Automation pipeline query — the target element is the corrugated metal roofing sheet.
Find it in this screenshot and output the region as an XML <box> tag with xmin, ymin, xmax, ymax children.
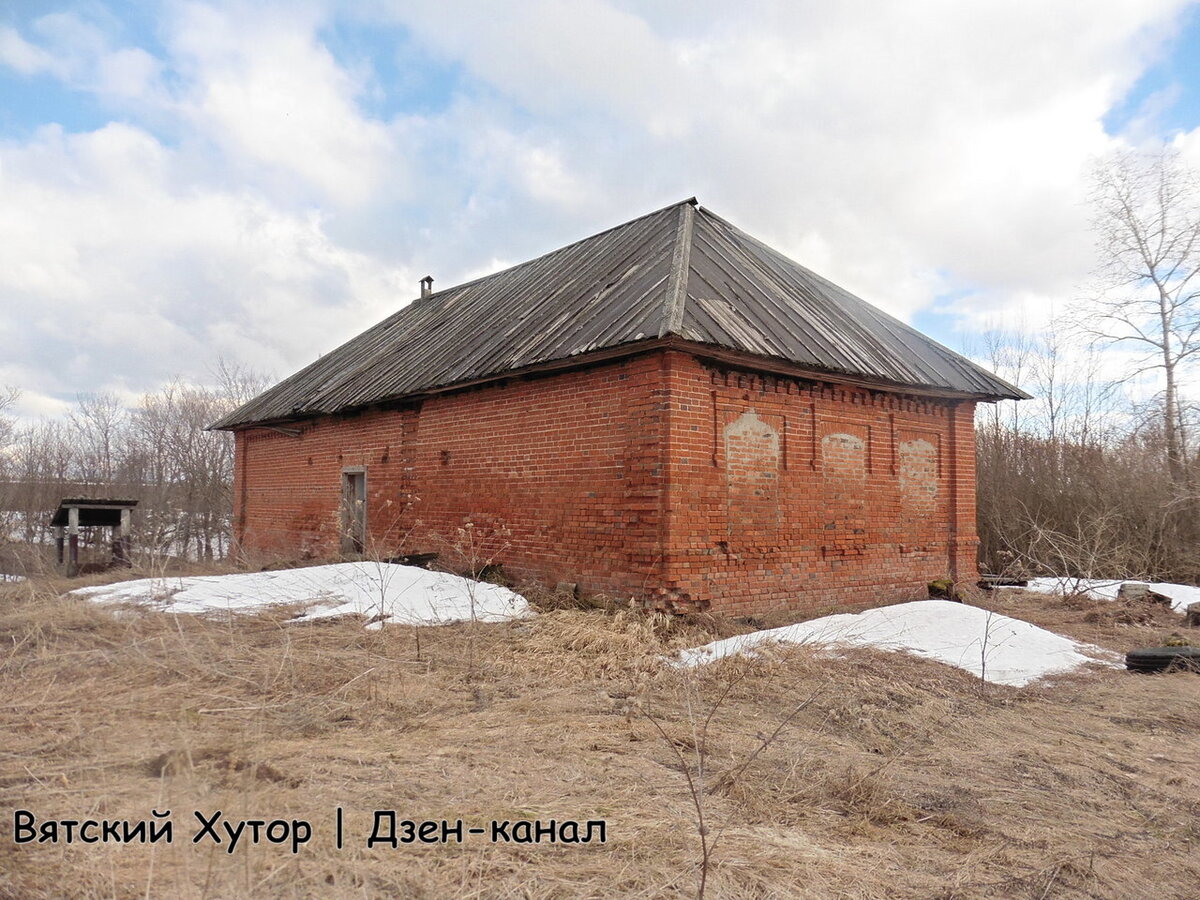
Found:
<box><xmin>214</xmin><ymin>200</ymin><xmax>1026</xmax><ymax>429</ymax></box>
<box><xmin>681</xmin><ymin>210</ymin><xmax>1023</xmax><ymax>398</ymax></box>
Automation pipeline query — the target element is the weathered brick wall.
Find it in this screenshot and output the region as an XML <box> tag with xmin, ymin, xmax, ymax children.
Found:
<box><xmin>660</xmin><ymin>351</ymin><xmax>978</xmax><ymax>615</ymax></box>
<box><xmin>233</xmin><ymin>406</ymin><xmax>419</xmax><ymax>561</ymax></box>
<box><xmin>234</xmin><ymin>354</ymin><xmax>669</xmax><ymax>598</ymax></box>
<box><xmin>233</xmin><ymin>348</ymin><xmax>980</xmax><ymax>616</ymax></box>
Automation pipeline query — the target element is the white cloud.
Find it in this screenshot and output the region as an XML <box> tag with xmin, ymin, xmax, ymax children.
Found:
<box><xmin>391</xmin><ymin>0</ymin><xmax>684</xmax><ymax>129</ymax></box>
<box><xmin>1</xmin><ymin>12</ymin><xmax>165</xmax><ymax>102</ymax></box>
<box><xmin>165</xmin><ymin>2</ymin><xmax>397</xmax><ymax>207</ymax></box>
<box><xmin>0</xmin><ymin>25</ymin><xmax>64</xmax><ymax>76</ymax></box>
<box><xmin>376</xmin><ymin>0</ymin><xmax>1193</xmax><ymax>327</ymax></box>
<box><xmin>1</xmin><ymin>0</ymin><xmax>1199</xmax><ymax>417</ymax></box>
<box><xmin>0</xmin><ymin>121</ymin><xmax>410</xmax><ymax>406</ymax></box>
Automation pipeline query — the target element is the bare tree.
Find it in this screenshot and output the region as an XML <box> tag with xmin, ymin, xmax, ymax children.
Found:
<box><xmin>0</xmin><ymin>386</ymin><xmax>17</xmax><ymax>445</ymax></box>
<box><xmin>1085</xmin><ymin>148</ymin><xmax>1200</xmax><ymax>487</ymax></box>
<box><xmin>0</xmin><ymin>387</ymin><xmax>20</xmax><ymax>539</ymax></box>
<box><xmin>70</xmin><ymin>392</ymin><xmax>126</xmax><ymax>486</ymax></box>
<box><xmin>2</xmin><ymin>360</ymin><xmax>271</xmax><ymax>564</ymax></box>
<box><xmin>10</xmin><ymin>419</ymin><xmax>75</xmax><ymax>543</ymax></box>
<box><xmin>977</xmin><ymin>324</ymin><xmax>1036</xmax><ymax>436</ymax></box>
<box><xmin>130</xmin><ymin>374</ymin><xmax>266</xmax><ymax>560</ymax></box>
<box><xmin>211</xmin><ymin>359</ymin><xmax>271</xmax><ymax>409</ymax></box>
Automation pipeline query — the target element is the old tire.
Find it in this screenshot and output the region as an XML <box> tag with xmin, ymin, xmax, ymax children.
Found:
<box><xmin>1125</xmin><ymin>647</ymin><xmax>1200</xmax><ymax>673</ymax></box>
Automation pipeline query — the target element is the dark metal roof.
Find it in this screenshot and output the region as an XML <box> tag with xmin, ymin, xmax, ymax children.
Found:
<box><xmin>214</xmin><ymin>200</ymin><xmax>1026</xmax><ymax>429</ymax></box>
<box><xmin>51</xmin><ymin>498</ymin><xmax>138</xmax><ymax>528</ymax></box>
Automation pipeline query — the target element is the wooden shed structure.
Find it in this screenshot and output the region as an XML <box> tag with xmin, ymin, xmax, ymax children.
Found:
<box><xmin>51</xmin><ymin>498</ymin><xmax>137</xmax><ymax>576</ymax></box>
<box><xmin>214</xmin><ymin>200</ymin><xmax>1026</xmax><ymax>615</ymax></box>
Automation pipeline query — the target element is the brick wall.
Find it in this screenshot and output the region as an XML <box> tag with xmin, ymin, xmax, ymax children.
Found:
<box><xmin>659</xmin><ymin>351</ymin><xmax>978</xmax><ymax>615</ymax></box>
<box><xmin>234</xmin><ymin>354</ymin><xmax>669</xmax><ymax>598</ymax></box>
<box><xmin>233</xmin><ymin>348</ymin><xmax>980</xmax><ymax>616</ymax></box>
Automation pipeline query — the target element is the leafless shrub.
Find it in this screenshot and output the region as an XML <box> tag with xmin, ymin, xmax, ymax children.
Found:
<box><xmin>639</xmin><ymin>667</ymin><xmax>823</xmax><ymax>899</ymax></box>
<box><xmin>977</xmin><ymin>150</ymin><xmax>1200</xmax><ymax>584</ymax></box>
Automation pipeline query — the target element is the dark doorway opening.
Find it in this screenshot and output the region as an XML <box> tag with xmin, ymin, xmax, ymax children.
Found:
<box><xmin>341</xmin><ymin>469</ymin><xmax>367</xmax><ymax>555</ymax></box>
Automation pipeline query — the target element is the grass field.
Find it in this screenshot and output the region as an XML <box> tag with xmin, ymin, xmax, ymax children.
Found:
<box><xmin>2</xmin><ymin>572</ymin><xmax>1199</xmax><ymax>899</ymax></box>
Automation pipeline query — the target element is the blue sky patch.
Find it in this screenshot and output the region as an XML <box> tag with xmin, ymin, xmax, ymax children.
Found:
<box><xmin>1104</xmin><ymin>5</ymin><xmax>1200</xmax><ymax>135</ymax></box>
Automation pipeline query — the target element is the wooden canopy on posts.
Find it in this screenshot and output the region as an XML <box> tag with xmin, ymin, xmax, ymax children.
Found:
<box><xmin>50</xmin><ymin>498</ymin><xmax>137</xmax><ymax>576</ymax></box>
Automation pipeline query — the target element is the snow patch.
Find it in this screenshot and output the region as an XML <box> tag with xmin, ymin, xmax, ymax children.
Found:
<box><xmin>677</xmin><ymin>600</ymin><xmax>1116</xmax><ymax>686</ymax></box>
<box><xmin>1015</xmin><ymin>578</ymin><xmax>1200</xmax><ymax>614</ymax></box>
<box><xmin>71</xmin><ymin>562</ymin><xmax>531</xmax><ymax>629</ymax></box>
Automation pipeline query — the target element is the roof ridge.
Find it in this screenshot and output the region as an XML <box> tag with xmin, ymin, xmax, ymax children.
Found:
<box><xmin>418</xmin><ymin>197</ymin><xmax>699</xmax><ymax>304</ymax></box>
<box><xmin>659</xmin><ymin>201</ymin><xmax>696</xmax><ymax>337</ymax></box>
<box><xmin>213</xmin><ymin>198</ymin><xmax>1027</xmax><ymax>429</ymax></box>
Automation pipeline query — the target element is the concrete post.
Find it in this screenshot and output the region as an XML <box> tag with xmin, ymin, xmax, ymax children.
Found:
<box><xmin>117</xmin><ymin>507</ymin><xmax>132</xmax><ymax>565</ymax></box>
<box><xmin>67</xmin><ymin>506</ymin><xmax>79</xmax><ymax>577</ymax></box>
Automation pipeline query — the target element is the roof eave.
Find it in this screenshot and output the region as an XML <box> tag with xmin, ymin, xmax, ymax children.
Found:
<box><xmin>215</xmin><ymin>335</ymin><xmax>1027</xmax><ymax>431</ymax></box>
<box><xmin>211</xmin><ymin>336</ymin><xmax>678</xmax><ymax>430</ymax></box>
<box><xmin>675</xmin><ymin>340</ymin><xmax>1027</xmax><ymax>401</ymax></box>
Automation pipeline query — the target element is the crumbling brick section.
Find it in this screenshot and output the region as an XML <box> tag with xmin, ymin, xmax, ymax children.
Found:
<box><xmin>899</xmin><ymin>437</ymin><xmax>939</xmax><ymax>509</ymax></box>
<box><xmin>724</xmin><ymin>410</ymin><xmax>781</xmax><ymax>543</ymax></box>
<box><xmin>233</xmin><ymin>348</ymin><xmax>980</xmax><ymax>617</ymax></box>
<box><xmin>820</xmin><ymin>429</ymin><xmax>868</xmax><ymax>561</ymax></box>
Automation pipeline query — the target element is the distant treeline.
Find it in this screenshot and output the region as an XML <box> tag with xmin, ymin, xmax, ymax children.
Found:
<box><xmin>0</xmin><ymin>365</ymin><xmax>267</xmax><ymax>571</ymax></box>
<box><xmin>975</xmin><ymin>325</ymin><xmax>1200</xmax><ymax>584</ymax></box>
<box><xmin>978</xmin><ymin>148</ymin><xmax>1200</xmax><ymax>585</ymax></box>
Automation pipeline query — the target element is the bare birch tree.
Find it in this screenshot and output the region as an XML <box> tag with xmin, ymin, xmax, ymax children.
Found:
<box><xmin>1085</xmin><ymin>148</ymin><xmax>1200</xmax><ymax>486</ymax></box>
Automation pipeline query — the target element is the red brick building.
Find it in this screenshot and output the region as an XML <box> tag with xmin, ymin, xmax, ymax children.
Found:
<box><xmin>214</xmin><ymin>200</ymin><xmax>1025</xmax><ymax>615</ymax></box>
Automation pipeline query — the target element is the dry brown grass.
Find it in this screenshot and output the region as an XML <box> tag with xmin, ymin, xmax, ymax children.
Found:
<box><xmin>2</xmin><ymin>577</ymin><xmax>1199</xmax><ymax>899</ymax></box>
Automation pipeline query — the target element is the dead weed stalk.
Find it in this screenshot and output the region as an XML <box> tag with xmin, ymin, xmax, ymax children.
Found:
<box><xmin>639</xmin><ymin>666</ymin><xmax>825</xmax><ymax>899</ymax></box>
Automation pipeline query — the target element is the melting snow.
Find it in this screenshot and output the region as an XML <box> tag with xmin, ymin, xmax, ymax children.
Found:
<box><xmin>1014</xmin><ymin>578</ymin><xmax>1200</xmax><ymax>614</ymax></box>
<box><xmin>677</xmin><ymin>600</ymin><xmax>1116</xmax><ymax>686</ymax></box>
<box><xmin>71</xmin><ymin>562</ymin><xmax>531</xmax><ymax>629</ymax></box>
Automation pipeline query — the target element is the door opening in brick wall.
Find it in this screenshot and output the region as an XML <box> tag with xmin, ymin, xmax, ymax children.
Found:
<box><xmin>340</xmin><ymin>468</ymin><xmax>367</xmax><ymax>555</ymax></box>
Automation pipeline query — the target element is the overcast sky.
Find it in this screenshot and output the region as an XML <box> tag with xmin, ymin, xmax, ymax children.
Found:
<box><xmin>3</xmin><ymin>0</ymin><xmax>1200</xmax><ymax>419</ymax></box>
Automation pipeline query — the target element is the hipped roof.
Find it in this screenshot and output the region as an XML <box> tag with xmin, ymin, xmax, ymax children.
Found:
<box><xmin>214</xmin><ymin>199</ymin><xmax>1026</xmax><ymax>429</ymax></box>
